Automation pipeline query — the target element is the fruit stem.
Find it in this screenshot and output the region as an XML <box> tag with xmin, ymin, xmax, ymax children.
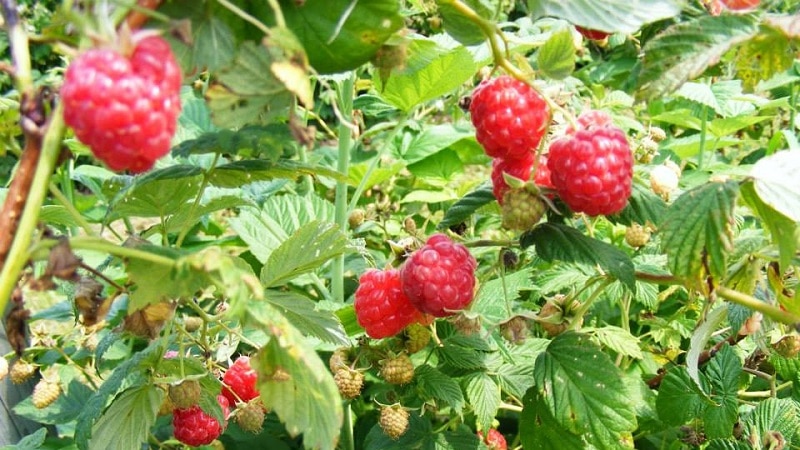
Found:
<box><xmin>48</xmin><ymin>182</ymin><xmax>95</xmax><ymax>236</ymax></box>
<box><xmin>341</xmin><ymin>403</ymin><xmax>355</xmax><ymax>450</ymax></box>
<box><xmin>0</xmin><ymin>103</ymin><xmax>66</xmax><ymax>319</ymax></box>
<box><xmin>216</xmin><ymin>0</ymin><xmax>275</xmax><ymax>34</ymax></box>
<box><xmin>716</xmin><ymin>285</ymin><xmax>800</xmax><ymax>327</ymax></box>
<box><xmin>698</xmin><ymin>103</ymin><xmax>708</xmax><ymax>170</ymax></box>
<box><xmin>332</xmin><ymin>72</ymin><xmax>356</xmax><ymax>304</ymax></box>
<box><xmin>176</xmin><ymin>153</ymin><xmax>220</xmax><ymax>248</ymax></box>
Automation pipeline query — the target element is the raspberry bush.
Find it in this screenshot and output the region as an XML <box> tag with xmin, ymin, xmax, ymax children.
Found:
<box><xmin>1</xmin><ymin>1</ymin><xmax>800</xmax><ymax>449</ymax></box>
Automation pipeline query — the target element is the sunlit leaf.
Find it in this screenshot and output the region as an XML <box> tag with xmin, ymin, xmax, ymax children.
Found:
<box><xmin>529</xmin><ymin>0</ymin><xmax>682</xmax><ymax>34</ymax></box>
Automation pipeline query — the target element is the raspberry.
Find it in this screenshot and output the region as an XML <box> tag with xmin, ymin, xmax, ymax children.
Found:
<box><xmin>537</xmin><ymin>296</ymin><xmax>582</xmax><ymax>337</ymax></box>
<box><xmin>32</xmin><ymin>380</ymin><xmax>61</xmax><ymax>409</ymax></box>
<box><xmin>173</xmin><ymin>394</ymin><xmax>230</xmax><ymax>447</ymax></box>
<box><xmin>329</xmin><ymin>348</ymin><xmax>351</xmax><ymax>372</ymax></box>
<box><xmin>720</xmin><ymin>0</ymin><xmax>759</xmax><ymax>10</ymax></box>
<box><xmin>234</xmin><ymin>401</ymin><xmax>266</xmax><ymax>434</ymax></box>
<box><xmin>625</xmin><ymin>223</ymin><xmax>651</xmax><ymax>248</ymax></box>
<box><xmin>479</xmin><ymin>428</ymin><xmax>508</xmax><ymax>450</ymax></box>
<box><xmin>348</xmin><ymin>209</ymin><xmax>365</xmax><ymax>229</ymax></box>
<box><xmin>61</xmin><ymin>35</ymin><xmax>182</xmax><ymax>173</ymax></box>
<box><xmin>501</xmin><ymin>184</ymin><xmax>547</xmax><ymax>231</ymax></box>
<box><xmin>10</xmin><ymin>360</ymin><xmax>36</xmax><ymax>384</ymax></box>
<box><xmin>404</xmin><ymin>323</ymin><xmax>432</xmax><ymax>354</ymax></box>
<box><xmin>500</xmin><ymin>316</ymin><xmax>530</xmax><ymax>345</ymax></box>
<box><xmin>575</xmin><ymin>26</ymin><xmax>610</xmax><ymax>41</ymax></box>
<box><xmin>183</xmin><ymin>316</ymin><xmax>203</xmax><ymax>333</ymax></box>
<box><xmin>650</xmin><ymin>162</ymin><xmax>681</xmax><ymax>199</ymax></box>
<box><xmin>0</xmin><ymin>357</ymin><xmax>8</xmax><ymax>382</ymax></box>
<box><xmin>491</xmin><ymin>154</ymin><xmax>554</xmax><ymax>205</ymax></box>
<box><xmin>334</xmin><ymin>367</ymin><xmax>364</xmax><ymax>399</ymax></box>
<box><xmin>169</xmin><ymin>379</ymin><xmax>201</xmax><ymax>409</ymax></box>
<box><xmin>222</xmin><ymin>356</ymin><xmax>259</xmax><ymax>405</ymax></box>
<box><xmin>380</xmin><ymin>353</ymin><xmax>415</xmax><ymax>385</ymax></box>
<box><xmin>568</xmin><ymin>110</ymin><xmax>613</xmax><ymax>134</ymax></box>
<box><xmin>379</xmin><ymin>404</ymin><xmax>409</xmax><ymax>440</ymax></box>
<box><xmin>400</xmin><ymin>234</ymin><xmax>477</xmax><ymax>317</ymax></box>
<box><xmin>449</xmin><ymin>313</ymin><xmax>482</xmax><ymax>335</ymax></box>
<box><xmin>547</xmin><ymin>117</ymin><xmax>633</xmax><ymax>216</ymax></box>
<box><xmin>355</xmin><ymin>269</ymin><xmax>428</xmax><ymax>339</ymax></box>
<box><xmin>469</xmin><ymin>75</ymin><xmax>550</xmax><ymax>160</ymax></box>
<box><xmin>648</xmin><ymin>126</ymin><xmax>667</xmax><ymax>142</ymax></box>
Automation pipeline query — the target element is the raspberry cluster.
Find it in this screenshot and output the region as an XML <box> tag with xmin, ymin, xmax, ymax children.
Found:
<box><xmin>353</xmin><ymin>234</ymin><xmax>477</xmax><ymax>338</ymax></box>
<box><xmin>61</xmin><ymin>35</ymin><xmax>182</xmax><ymax>173</ymax></box>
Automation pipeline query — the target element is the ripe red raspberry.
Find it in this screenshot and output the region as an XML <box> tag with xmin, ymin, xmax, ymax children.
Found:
<box><xmin>355</xmin><ymin>269</ymin><xmax>428</xmax><ymax>339</ymax></box>
<box><xmin>576</xmin><ymin>26</ymin><xmax>611</xmax><ymax>41</ymax></box>
<box><xmin>479</xmin><ymin>428</ymin><xmax>508</xmax><ymax>450</ymax></box>
<box><xmin>61</xmin><ymin>35</ymin><xmax>182</xmax><ymax>173</ymax></box>
<box><xmin>547</xmin><ymin>116</ymin><xmax>633</xmax><ymax>216</ymax></box>
<box><xmin>222</xmin><ymin>356</ymin><xmax>259</xmax><ymax>405</ymax></box>
<box><xmin>173</xmin><ymin>394</ymin><xmax>230</xmax><ymax>447</ymax></box>
<box><xmin>567</xmin><ymin>109</ymin><xmax>613</xmax><ymax>134</ymax></box>
<box><xmin>469</xmin><ymin>75</ymin><xmax>550</xmax><ymax>160</ymax></box>
<box><xmin>400</xmin><ymin>234</ymin><xmax>477</xmax><ymax>317</ymax></box>
<box><xmin>720</xmin><ymin>0</ymin><xmax>759</xmax><ymax>10</ymax></box>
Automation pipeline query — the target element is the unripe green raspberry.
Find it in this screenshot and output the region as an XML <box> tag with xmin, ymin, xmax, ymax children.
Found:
<box><xmin>183</xmin><ymin>316</ymin><xmax>204</xmax><ymax>333</ymax></box>
<box><xmin>404</xmin><ymin>323</ymin><xmax>432</xmax><ymax>354</ymax></box>
<box><xmin>334</xmin><ymin>368</ymin><xmax>364</xmax><ymax>399</ymax></box>
<box><xmin>32</xmin><ymin>380</ymin><xmax>61</xmax><ymax>409</ymax></box>
<box><xmin>234</xmin><ymin>401</ymin><xmax>266</xmax><ymax>434</ymax></box>
<box><xmin>380</xmin><ymin>354</ymin><xmax>414</xmax><ymax>385</ymax></box>
<box><xmin>379</xmin><ymin>404</ymin><xmax>409</xmax><ymax>440</ymax></box>
<box><xmin>348</xmin><ymin>209</ymin><xmax>366</xmax><ymax>229</ymax></box>
<box><xmin>169</xmin><ymin>379</ymin><xmax>202</xmax><ymax>409</ymax></box>
<box><xmin>449</xmin><ymin>313</ymin><xmax>482</xmax><ymax>336</ymax></box>
<box><xmin>329</xmin><ymin>348</ymin><xmax>351</xmax><ymax>373</ymax></box>
<box><xmin>649</xmin><ymin>126</ymin><xmax>667</xmax><ymax>142</ymax></box>
<box><xmin>10</xmin><ymin>360</ymin><xmax>36</xmax><ymax>384</ymax></box>
<box><xmin>625</xmin><ymin>223</ymin><xmax>651</xmax><ymax>248</ymax></box>
<box><xmin>501</xmin><ymin>185</ymin><xmax>546</xmax><ymax>231</ymax></box>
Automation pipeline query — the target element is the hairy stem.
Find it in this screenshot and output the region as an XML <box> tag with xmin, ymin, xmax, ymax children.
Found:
<box><xmin>331</xmin><ymin>72</ymin><xmax>355</xmax><ymax>304</ymax></box>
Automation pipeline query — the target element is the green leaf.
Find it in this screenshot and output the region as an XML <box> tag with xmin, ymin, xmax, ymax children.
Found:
<box><xmin>741</xmin><ymin>398</ymin><xmax>800</xmax><ymax>446</ymax></box>
<box><xmin>263</xmin><ymin>290</ymin><xmax>348</xmax><ymax>345</ymax></box>
<box><xmin>655</xmin><ymin>366</ymin><xmax>710</xmax><ymax>426</ymax></box>
<box><xmin>163</xmin><ymin>192</ymin><xmax>251</xmax><ymax>234</ymax></box>
<box><xmin>675</xmin><ymin>81</ymin><xmax>720</xmax><ymax>112</ymax></box>
<box><xmin>529</xmin><ymin>0</ymin><xmax>682</xmax><ymax>34</ymax></box>
<box><xmin>89</xmin><ymin>385</ymin><xmax>162</xmax><ymax>450</ymax></box>
<box><xmin>707</xmin><ymin>116</ymin><xmax>772</xmax><ymax>138</ymax></box>
<box><xmin>533</xmin><ymin>332</ymin><xmax>638</xmax><ymax>449</ymax></box>
<box><xmin>205</xmin><ymin>41</ymin><xmax>294</xmax><ymax>129</ymax></box>
<box><xmin>175</xmin><ymin>88</ymin><xmax>216</xmax><ymax>143</ymax></box>
<box><xmin>438</xmin><ymin>183</ymin><xmax>495</xmax><ymax>230</ymax></box>
<box><xmin>173</xmin><ymin>125</ymin><xmax>294</xmax><ymax>159</ymax></box>
<box><xmin>251</xmin><ymin>312</ymin><xmax>342</xmax><ymax>450</ymax></box>
<box><xmin>375</xmin><ymin>37</ymin><xmax>477</xmax><ymax>112</ymax></box>
<box><xmin>108</xmin><ymin>165</ymin><xmax>203</xmax><ymax>220</ymax></box>
<box><xmin>740</xmin><ymin>182</ymin><xmax>797</xmax><ymax>275</ymax></box>
<box><xmin>471</xmin><ymin>268</ymin><xmax>533</xmax><ymax>323</ymax></box>
<box><xmin>438</xmin><ymin>0</ymin><xmax>493</xmax><ymax>45</ymax></box>
<box><xmin>260</xmin><ymin>221</ymin><xmax>348</xmax><ymax>287</ymax></box>
<box><xmin>39</xmin><ymin>205</ymin><xmax>80</xmax><ymax>228</ymax></box>
<box><xmin>659</xmin><ymin>180</ymin><xmax>739</xmax><ymax>281</ymax></box>
<box><xmin>13</xmin><ymin>379</ymin><xmax>93</xmax><ymax>425</ymax></box>
<box><xmin>585</xmin><ymin>326</ymin><xmax>643</xmax><ymax>359</ymax></box>
<box><xmin>1</xmin><ymin>428</ymin><xmax>47</xmax><ymax>450</ymax></box>
<box><xmin>407</xmin><ymin>149</ymin><xmax>464</xmax><ymax>181</ymax></box>
<box><xmin>520</xmin><ymin>389</ymin><xmax>587</xmax><ymax>450</ymax></box>
<box><xmin>702</xmin><ymin>345</ymin><xmax>741</xmax><ymax>439</ymax></box>
<box><xmin>415</xmin><ymin>365</ymin><xmax>466</xmax><ymax>413</ymax></box>
<box><xmin>275</xmin><ymin>0</ymin><xmax>403</xmax><ymax>74</ymax></box>
<box><xmin>437</xmin><ymin>334</ymin><xmax>490</xmax><ymax>370</ymax></box>
<box><xmin>521</xmin><ymin>223</ymin><xmax>636</xmax><ymax>291</ymax></box>
<box><xmin>751</xmin><ymin>150</ymin><xmax>800</xmax><ymax>222</ymax></box>
<box><xmin>637</xmin><ymin>14</ymin><xmax>761</xmax><ymax>100</ymax></box>
<box><xmin>262</xmin><ymin>193</ymin><xmax>336</xmax><ymax>238</ymax></box>
<box><xmin>75</xmin><ymin>341</ymin><xmax>164</xmax><ymax>450</ymax></box>
<box><xmin>610</xmin><ymin>182</ymin><xmax>668</xmax><ymax>227</ymax></box>
<box><xmin>192</xmin><ymin>16</ymin><xmax>236</xmax><ymax>72</ymax></box>
<box><xmin>537</xmin><ymin>28</ymin><xmax>575</xmax><ymax>80</ymax></box>
<box><xmin>769</xmin><ymin>354</ymin><xmax>800</xmax><ymax>382</ymax></box>
<box><xmin>395</xmin><ymin>124</ymin><xmax>475</xmax><ymax>165</ymax></box>
<box><xmin>464</xmin><ymin>372</ymin><xmax>501</xmax><ymax>432</ymax></box>
<box><xmin>208</xmin><ymin>159</ymin><xmax>346</xmax><ymax>188</ymax></box>
<box><xmin>736</xmin><ymin>28</ymin><xmax>795</xmax><ymax>92</ymax></box>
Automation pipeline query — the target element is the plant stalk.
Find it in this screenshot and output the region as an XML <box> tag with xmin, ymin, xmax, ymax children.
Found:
<box><xmin>331</xmin><ymin>72</ymin><xmax>355</xmax><ymax>305</ymax></box>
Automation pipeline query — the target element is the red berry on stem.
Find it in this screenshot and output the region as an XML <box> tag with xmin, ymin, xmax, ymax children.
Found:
<box><xmin>61</xmin><ymin>36</ymin><xmax>182</xmax><ymax>173</ymax></box>
<box><xmin>547</xmin><ymin>115</ymin><xmax>633</xmax><ymax>216</ymax></box>
<box><xmin>479</xmin><ymin>428</ymin><xmax>508</xmax><ymax>450</ymax></box>
<box><xmin>400</xmin><ymin>234</ymin><xmax>477</xmax><ymax>317</ymax></box>
<box><xmin>354</xmin><ymin>268</ymin><xmax>428</xmax><ymax>339</ymax></box>
<box><xmin>576</xmin><ymin>26</ymin><xmax>611</xmax><ymax>40</ymax></box>
<box><xmin>469</xmin><ymin>75</ymin><xmax>550</xmax><ymax>161</ymax></box>
<box><xmin>173</xmin><ymin>394</ymin><xmax>230</xmax><ymax>447</ymax></box>
<box><xmin>720</xmin><ymin>0</ymin><xmax>759</xmax><ymax>10</ymax></box>
<box><xmin>222</xmin><ymin>356</ymin><xmax>259</xmax><ymax>405</ymax></box>
<box><xmin>491</xmin><ymin>154</ymin><xmax>554</xmax><ymax>204</ymax></box>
